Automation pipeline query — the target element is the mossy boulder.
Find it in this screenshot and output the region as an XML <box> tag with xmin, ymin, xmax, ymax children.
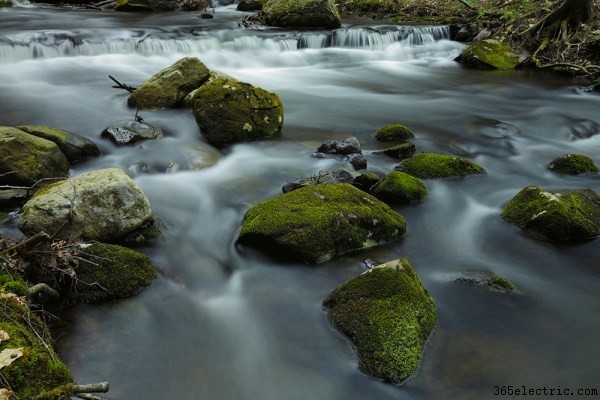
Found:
<box><xmin>323</xmin><ymin>259</ymin><xmax>436</xmax><ymax>383</ymax></box>
<box><xmin>548</xmin><ymin>154</ymin><xmax>598</xmax><ymax>175</ymax></box>
<box><xmin>460</xmin><ymin>39</ymin><xmax>520</xmax><ymax>70</ymax></box>
<box><xmin>396</xmin><ymin>153</ymin><xmax>486</xmax><ymax>179</ymax></box>
<box><xmin>237</xmin><ymin>0</ymin><xmax>266</xmax><ymax>11</ymax></box>
<box><xmin>115</xmin><ymin>0</ymin><xmax>178</xmax><ymax>11</ymax></box>
<box><xmin>128</xmin><ymin>57</ymin><xmax>210</xmax><ymax>109</ymax></box>
<box><xmin>373</xmin><ymin>124</ymin><xmax>414</xmax><ymax>142</ymax></box>
<box><xmin>192</xmin><ymin>77</ymin><xmax>284</xmax><ymax>147</ymax></box>
<box><xmin>263</xmin><ymin>0</ymin><xmax>342</xmax><ymax>29</ymax></box>
<box><xmin>19</xmin><ymin>168</ymin><xmax>155</xmax><ymax>243</ymax></box>
<box><xmin>237</xmin><ymin>183</ymin><xmax>406</xmax><ymax>264</ymax></box>
<box><xmin>371</xmin><ymin>171</ymin><xmax>427</xmax><ymax>204</ymax></box>
<box><xmin>0</xmin><ymin>297</ymin><xmax>73</xmax><ymax>399</ymax></box>
<box><xmin>379</xmin><ymin>142</ymin><xmax>416</xmax><ymax>159</ymax></box>
<box><xmin>352</xmin><ymin>172</ymin><xmax>380</xmax><ymax>192</ymax></box>
<box><xmin>0</xmin><ymin>127</ymin><xmax>70</xmax><ymax>187</ymax></box>
<box><xmin>16</xmin><ymin>125</ymin><xmax>100</xmax><ymax>164</ymax></box>
<box><xmin>71</xmin><ymin>243</ymin><xmax>157</xmax><ymax>303</ymax></box>
<box><xmin>502</xmin><ymin>185</ymin><xmax>600</xmax><ymax>241</ymax></box>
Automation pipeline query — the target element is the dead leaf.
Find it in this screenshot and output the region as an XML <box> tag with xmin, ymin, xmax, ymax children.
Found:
<box><xmin>0</xmin><ymin>331</ymin><xmax>9</xmax><ymax>344</ymax></box>
<box><xmin>0</xmin><ymin>388</ymin><xmax>14</xmax><ymax>400</ymax></box>
<box><xmin>0</xmin><ymin>348</ymin><xmax>23</xmax><ymax>370</ymax></box>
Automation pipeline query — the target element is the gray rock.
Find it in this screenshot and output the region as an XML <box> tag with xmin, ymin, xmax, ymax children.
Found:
<box><xmin>317</xmin><ymin>137</ymin><xmax>361</xmax><ymax>155</ymax></box>
<box><xmin>102</xmin><ymin>121</ymin><xmax>165</xmax><ymax>145</ymax></box>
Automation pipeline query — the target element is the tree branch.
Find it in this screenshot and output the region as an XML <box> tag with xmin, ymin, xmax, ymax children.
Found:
<box><xmin>109</xmin><ymin>75</ymin><xmax>137</xmax><ymax>93</ymax></box>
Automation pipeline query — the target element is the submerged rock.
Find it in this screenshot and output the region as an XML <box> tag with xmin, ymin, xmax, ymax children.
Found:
<box><xmin>317</xmin><ymin>137</ymin><xmax>361</xmax><ymax>155</ymax></box>
<box><xmin>396</xmin><ymin>153</ymin><xmax>486</xmax><ymax>179</ymax></box>
<box><xmin>377</xmin><ymin>142</ymin><xmax>416</xmax><ymax>159</ymax></box>
<box><xmin>72</xmin><ymin>243</ymin><xmax>157</xmax><ymax>303</ymax></box>
<box><xmin>548</xmin><ymin>154</ymin><xmax>598</xmax><ymax>175</ymax></box>
<box><xmin>323</xmin><ymin>259</ymin><xmax>436</xmax><ymax>383</ymax></box>
<box><xmin>502</xmin><ymin>185</ymin><xmax>600</xmax><ymax>241</ymax></box>
<box><xmin>0</xmin><ymin>126</ymin><xmax>70</xmax><ymax>187</ymax></box>
<box><xmin>128</xmin><ymin>57</ymin><xmax>210</xmax><ymax>109</ymax></box>
<box><xmin>19</xmin><ymin>168</ymin><xmax>155</xmax><ymax>243</ymax></box>
<box><xmin>237</xmin><ymin>183</ymin><xmax>406</xmax><ymax>264</ymax></box>
<box><xmin>371</xmin><ymin>171</ymin><xmax>427</xmax><ymax>205</ymax></box>
<box><xmin>459</xmin><ymin>39</ymin><xmax>520</xmax><ymax>70</ymax></box>
<box><xmin>16</xmin><ymin>125</ymin><xmax>100</xmax><ymax>164</ymax></box>
<box><xmin>282</xmin><ymin>168</ymin><xmax>358</xmax><ymax>193</ymax></box>
<box><xmin>263</xmin><ymin>0</ymin><xmax>342</xmax><ymax>28</ymax></box>
<box><xmin>373</xmin><ymin>124</ymin><xmax>415</xmax><ymax>141</ymax></box>
<box><xmin>115</xmin><ymin>0</ymin><xmax>178</xmax><ymax>11</ymax></box>
<box><xmin>192</xmin><ymin>77</ymin><xmax>284</xmax><ymax>147</ymax></box>
<box><xmin>101</xmin><ymin>120</ymin><xmax>165</xmax><ymax>145</ymax></box>
<box><xmin>454</xmin><ymin>270</ymin><xmax>517</xmax><ymax>293</ymax></box>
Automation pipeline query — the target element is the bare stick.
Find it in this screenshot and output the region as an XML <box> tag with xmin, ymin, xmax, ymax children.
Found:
<box><xmin>456</xmin><ymin>0</ymin><xmax>476</xmax><ymax>10</ymax></box>
<box><xmin>28</xmin><ymin>283</ymin><xmax>60</xmax><ymax>302</ymax></box>
<box><xmin>109</xmin><ymin>75</ymin><xmax>137</xmax><ymax>93</ymax></box>
<box><xmin>74</xmin><ymin>382</ymin><xmax>110</xmax><ymax>394</ymax></box>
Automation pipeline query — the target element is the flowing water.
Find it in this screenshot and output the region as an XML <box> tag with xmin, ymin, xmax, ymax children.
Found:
<box><xmin>1</xmin><ymin>4</ymin><xmax>600</xmax><ymax>400</ymax></box>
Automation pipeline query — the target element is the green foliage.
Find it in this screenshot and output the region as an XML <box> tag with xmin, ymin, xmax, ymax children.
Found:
<box><xmin>323</xmin><ymin>259</ymin><xmax>436</xmax><ymax>383</ymax></box>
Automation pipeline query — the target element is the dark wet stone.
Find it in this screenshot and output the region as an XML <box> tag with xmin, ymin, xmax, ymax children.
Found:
<box><xmin>101</xmin><ymin>121</ymin><xmax>164</xmax><ymax>145</ymax></box>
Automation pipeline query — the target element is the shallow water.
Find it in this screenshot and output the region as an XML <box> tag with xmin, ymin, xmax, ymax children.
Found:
<box><xmin>1</xmin><ymin>4</ymin><xmax>599</xmax><ymax>400</ymax></box>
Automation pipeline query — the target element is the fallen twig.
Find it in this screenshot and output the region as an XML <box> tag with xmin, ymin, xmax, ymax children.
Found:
<box><xmin>109</xmin><ymin>75</ymin><xmax>137</xmax><ymax>93</ymax></box>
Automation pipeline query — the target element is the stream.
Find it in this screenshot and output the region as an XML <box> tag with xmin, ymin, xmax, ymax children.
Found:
<box><xmin>1</xmin><ymin>3</ymin><xmax>600</xmax><ymax>400</ymax></box>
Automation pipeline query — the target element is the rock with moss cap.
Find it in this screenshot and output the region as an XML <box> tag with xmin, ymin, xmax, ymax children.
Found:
<box><xmin>502</xmin><ymin>185</ymin><xmax>600</xmax><ymax>241</ymax></box>
<box><xmin>115</xmin><ymin>0</ymin><xmax>178</xmax><ymax>11</ymax></box>
<box><xmin>0</xmin><ymin>297</ymin><xmax>73</xmax><ymax>399</ymax></box>
<box><xmin>374</xmin><ymin>124</ymin><xmax>414</xmax><ymax>142</ymax></box>
<box><xmin>128</xmin><ymin>57</ymin><xmax>210</xmax><ymax>109</ymax></box>
<box><xmin>263</xmin><ymin>0</ymin><xmax>341</xmax><ymax>28</ymax></box>
<box><xmin>371</xmin><ymin>171</ymin><xmax>427</xmax><ymax>204</ymax></box>
<box><xmin>377</xmin><ymin>142</ymin><xmax>416</xmax><ymax>159</ymax></box>
<box><xmin>192</xmin><ymin>77</ymin><xmax>284</xmax><ymax>147</ymax></box>
<box><xmin>16</xmin><ymin>125</ymin><xmax>100</xmax><ymax>164</ymax></box>
<box><xmin>0</xmin><ymin>127</ymin><xmax>70</xmax><ymax>187</ymax></box>
<box><xmin>237</xmin><ymin>0</ymin><xmax>266</xmax><ymax>11</ymax></box>
<box><xmin>396</xmin><ymin>153</ymin><xmax>485</xmax><ymax>179</ymax></box>
<box><xmin>19</xmin><ymin>168</ymin><xmax>156</xmax><ymax>243</ymax></box>
<box><xmin>237</xmin><ymin>183</ymin><xmax>406</xmax><ymax>264</ymax></box>
<box><xmin>69</xmin><ymin>243</ymin><xmax>157</xmax><ymax>303</ymax></box>
<box><xmin>548</xmin><ymin>154</ymin><xmax>598</xmax><ymax>175</ymax></box>
<box><xmin>323</xmin><ymin>258</ymin><xmax>436</xmax><ymax>383</ymax></box>
<box><xmin>460</xmin><ymin>39</ymin><xmax>520</xmax><ymax>70</ymax></box>
<box><xmin>352</xmin><ymin>171</ymin><xmax>380</xmax><ymax>192</ymax></box>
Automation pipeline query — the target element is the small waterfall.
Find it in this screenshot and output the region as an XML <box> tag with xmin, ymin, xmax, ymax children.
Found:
<box><xmin>9</xmin><ymin>0</ymin><xmax>33</xmax><ymax>7</ymax></box>
<box><xmin>0</xmin><ymin>25</ymin><xmax>452</xmax><ymax>62</ymax></box>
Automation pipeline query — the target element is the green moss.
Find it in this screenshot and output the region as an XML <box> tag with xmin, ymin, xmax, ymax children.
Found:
<box><xmin>489</xmin><ymin>276</ymin><xmax>516</xmax><ymax>292</ymax></box>
<box><xmin>72</xmin><ymin>243</ymin><xmax>157</xmax><ymax>303</ymax></box>
<box><xmin>263</xmin><ymin>0</ymin><xmax>341</xmax><ymax>28</ymax></box>
<box><xmin>372</xmin><ymin>171</ymin><xmax>427</xmax><ymax>204</ymax></box>
<box><xmin>455</xmin><ymin>270</ymin><xmax>517</xmax><ymax>293</ymax></box>
<box><xmin>237</xmin><ymin>184</ymin><xmax>406</xmax><ymax>264</ymax></box>
<box><xmin>373</xmin><ymin>124</ymin><xmax>414</xmax><ymax>142</ymax></box>
<box><xmin>382</xmin><ymin>142</ymin><xmax>416</xmax><ymax>159</ymax></box>
<box><xmin>323</xmin><ymin>259</ymin><xmax>436</xmax><ymax>383</ymax></box>
<box><xmin>502</xmin><ymin>185</ymin><xmax>600</xmax><ymax>241</ymax></box>
<box><xmin>352</xmin><ymin>172</ymin><xmax>381</xmax><ymax>193</ymax></box>
<box><xmin>341</xmin><ymin>0</ymin><xmax>397</xmax><ymax>12</ymax></box>
<box><xmin>461</xmin><ymin>39</ymin><xmax>520</xmax><ymax>70</ymax></box>
<box><xmin>0</xmin><ymin>298</ymin><xmax>73</xmax><ymax>399</ymax></box>
<box><xmin>396</xmin><ymin>153</ymin><xmax>486</xmax><ymax>179</ymax></box>
<box><xmin>548</xmin><ymin>154</ymin><xmax>598</xmax><ymax>175</ymax></box>
<box><xmin>0</xmin><ymin>272</ymin><xmax>28</xmax><ymax>296</ymax></box>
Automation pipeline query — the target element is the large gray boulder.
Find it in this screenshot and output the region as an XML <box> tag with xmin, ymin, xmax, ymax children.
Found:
<box><xmin>19</xmin><ymin>168</ymin><xmax>154</xmax><ymax>242</ymax></box>
<box><xmin>16</xmin><ymin>125</ymin><xmax>100</xmax><ymax>163</ymax></box>
<box><xmin>237</xmin><ymin>183</ymin><xmax>406</xmax><ymax>264</ymax></box>
<box><xmin>128</xmin><ymin>57</ymin><xmax>210</xmax><ymax>109</ymax></box>
<box><xmin>0</xmin><ymin>127</ymin><xmax>70</xmax><ymax>186</ymax></box>
<box><xmin>263</xmin><ymin>0</ymin><xmax>342</xmax><ymax>29</ymax></box>
<box><xmin>192</xmin><ymin>77</ymin><xmax>284</xmax><ymax>147</ymax></box>
<box><xmin>323</xmin><ymin>259</ymin><xmax>436</xmax><ymax>383</ymax></box>
<box><xmin>502</xmin><ymin>185</ymin><xmax>600</xmax><ymax>241</ymax></box>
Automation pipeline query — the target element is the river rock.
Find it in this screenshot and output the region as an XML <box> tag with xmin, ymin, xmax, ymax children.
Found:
<box><xmin>352</xmin><ymin>171</ymin><xmax>380</xmax><ymax>192</ymax></box>
<box><xmin>548</xmin><ymin>154</ymin><xmax>598</xmax><ymax>175</ymax></box>
<box><xmin>459</xmin><ymin>39</ymin><xmax>520</xmax><ymax>70</ymax></box>
<box><xmin>454</xmin><ymin>270</ymin><xmax>517</xmax><ymax>293</ymax></box>
<box><xmin>317</xmin><ymin>137</ymin><xmax>361</xmax><ymax>155</ymax></box>
<box><xmin>371</xmin><ymin>171</ymin><xmax>427</xmax><ymax>204</ymax></box>
<box><xmin>282</xmin><ymin>167</ymin><xmax>358</xmax><ymax>193</ymax></box>
<box><xmin>115</xmin><ymin>0</ymin><xmax>178</xmax><ymax>11</ymax></box>
<box><xmin>502</xmin><ymin>185</ymin><xmax>600</xmax><ymax>241</ymax></box>
<box><xmin>16</xmin><ymin>125</ymin><xmax>100</xmax><ymax>163</ymax></box>
<box><xmin>128</xmin><ymin>57</ymin><xmax>210</xmax><ymax>109</ymax></box>
<box><xmin>101</xmin><ymin>120</ymin><xmax>165</xmax><ymax>145</ymax></box>
<box><xmin>192</xmin><ymin>77</ymin><xmax>284</xmax><ymax>147</ymax></box>
<box><xmin>237</xmin><ymin>0</ymin><xmax>266</xmax><ymax>11</ymax></box>
<box><xmin>377</xmin><ymin>142</ymin><xmax>416</xmax><ymax>159</ymax></box>
<box><xmin>71</xmin><ymin>243</ymin><xmax>157</xmax><ymax>303</ymax></box>
<box><xmin>323</xmin><ymin>258</ymin><xmax>436</xmax><ymax>383</ymax></box>
<box><xmin>0</xmin><ymin>189</ymin><xmax>30</xmax><ymax>209</ymax></box>
<box><xmin>237</xmin><ymin>183</ymin><xmax>406</xmax><ymax>264</ymax></box>
<box><xmin>263</xmin><ymin>0</ymin><xmax>341</xmax><ymax>29</ymax></box>
<box><xmin>373</xmin><ymin>124</ymin><xmax>415</xmax><ymax>141</ymax></box>
<box><xmin>396</xmin><ymin>153</ymin><xmax>486</xmax><ymax>179</ymax></box>
<box><xmin>345</xmin><ymin>153</ymin><xmax>367</xmax><ymax>170</ymax></box>
<box><xmin>0</xmin><ymin>126</ymin><xmax>70</xmax><ymax>186</ymax></box>
<box><xmin>19</xmin><ymin>168</ymin><xmax>155</xmax><ymax>243</ymax></box>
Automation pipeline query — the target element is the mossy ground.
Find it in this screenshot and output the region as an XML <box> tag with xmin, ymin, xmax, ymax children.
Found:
<box><xmin>396</xmin><ymin>153</ymin><xmax>486</xmax><ymax>179</ymax></box>
<box><xmin>237</xmin><ymin>183</ymin><xmax>406</xmax><ymax>264</ymax></box>
<box><xmin>372</xmin><ymin>171</ymin><xmax>427</xmax><ymax>205</ymax></box>
<box><xmin>548</xmin><ymin>154</ymin><xmax>599</xmax><ymax>175</ymax></box>
<box><xmin>323</xmin><ymin>259</ymin><xmax>436</xmax><ymax>383</ymax></box>
<box><xmin>502</xmin><ymin>186</ymin><xmax>600</xmax><ymax>241</ymax></box>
